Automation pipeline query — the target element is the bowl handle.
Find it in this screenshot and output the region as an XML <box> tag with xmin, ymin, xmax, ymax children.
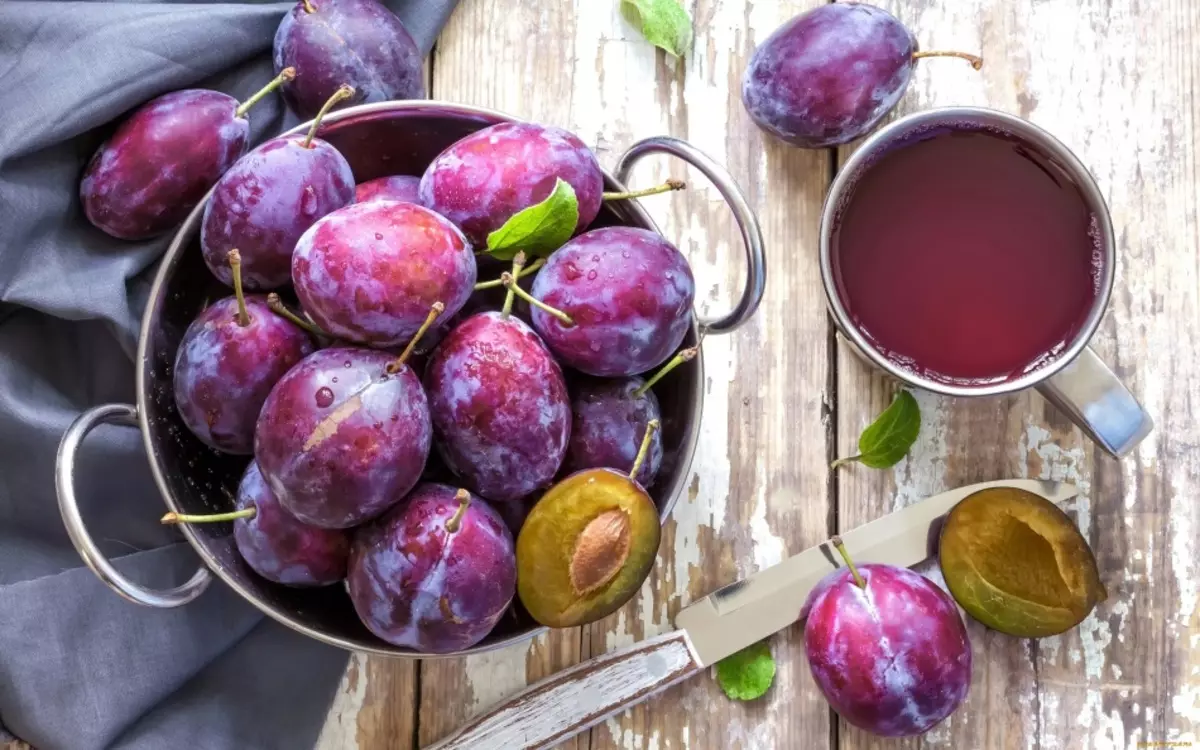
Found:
<box><xmin>55</xmin><ymin>403</ymin><xmax>212</xmax><ymax>608</ymax></box>
<box><xmin>615</xmin><ymin>136</ymin><xmax>766</xmax><ymax>335</ymax></box>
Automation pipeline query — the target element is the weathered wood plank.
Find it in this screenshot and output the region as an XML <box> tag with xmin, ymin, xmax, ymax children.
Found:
<box><xmin>316</xmin><ymin>653</ymin><xmax>417</xmax><ymax>750</ymax></box>
<box><xmin>835</xmin><ymin>1</ymin><xmax>1199</xmax><ymax>749</ymax></box>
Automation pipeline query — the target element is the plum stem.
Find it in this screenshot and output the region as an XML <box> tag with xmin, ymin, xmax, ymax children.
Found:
<box><xmin>227</xmin><ymin>249</ymin><xmax>250</xmax><ymax>326</ymax></box>
<box><xmin>628</xmin><ymin>419</ymin><xmax>660</xmax><ymax>481</ymax></box>
<box><xmin>503</xmin><ymin>273</ymin><xmax>574</xmax><ymax>325</ymax></box>
<box><xmin>161</xmin><ymin>508</ymin><xmax>256</xmax><ymax>524</ymax></box>
<box><xmin>444</xmin><ymin>489</ymin><xmax>471</xmax><ymax>533</ymax></box>
<box><xmin>633</xmin><ymin>346</ymin><xmax>698</xmax><ymax>398</ymax></box>
<box><xmin>267</xmin><ymin>293</ymin><xmax>326</xmax><ymax>337</ymax></box>
<box><xmin>304</xmin><ymin>84</ymin><xmax>354</xmax><ymax>148</ymax></box>
<box><xmin>831</xmin><ymin>535</ymin><xmax>866</xmax><ymax>589</ymax></box>
<box><xmin>388</xmin><ymin>301</ymin><xmax>444</xmax><ymax>373</ymax></box>
<box><xmin>912</xmin><ymin>50</ymin><xmax>983</xmax><ymax>71</ymax></box>
<box><xmin>602</xmin><ymin>179</ymin><xmax>686</xmax><ymax>201</ymax></box>
<box><xmin>302</xmin><ymin>0</ymin><xmax>316</xmax><ymax>12</ymax></box>
<box><xmin>500</xmin><ymin>252</ymin><xmax>526</xmax><ymax>317</ymax></box>
<box><xmin>236</xmin><ymin>67</ymin><xmax>296</xmax><ymax>118</ymax></box>
<box><xmin>474</xmin><ymin>257</ymin><xmax>544</xmax><ymax>290</ymax></box>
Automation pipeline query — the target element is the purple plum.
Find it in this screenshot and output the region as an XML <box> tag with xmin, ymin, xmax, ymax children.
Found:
<box><xmin>348</xmin><ymin>483</ymin><xmax>516</xmax><ymax>653</ymax></box>
<box><xmin>293</xmin><ymin>201</ymin><xmax>476</xmax><ymax>348</ymax></box>
<box><xmin>173</xmin><ymin>256</ymin><xmax>315</xmax><ymax>454</ymax></box>
<box><xmin>201</xmin><ymin>101</ymin><xmax>355</xmax><ymax>290</ymax></box>
<box><xmin>80</xmin><ymin>74</ymin><xmax>291</xmax><ymax>241</ymax></box>
<box><xmin>233</xmin><ymin>461</ymin><xmax>350</xmax><ymax>586</ymax></box>
<box><xmin>566</xmin><ymin>376</ymin><xmax>663</xmax><ymax>487</ymax></box>
<box><xmin>528</xmin><ymin>227</ymin><xmax>695</xmax><ymax>377</ymax></box>
<box><xmin>355</xmin><ymin>175</ymin><xmax>422</xmax><ymax>204</ymax></box>
<box><xmin>273</xmin><ymin>0</ymin><xmax>424</xmax><ymax>120</ymax></box>
<box><xmin>424</xmin><ymin>311</ymin><xmax>571</xmax><ymax>502</ymax></box>
<box><xmin>741</xmin><ymin>3</ymin><xmax>981</xmax><ymax>148</ymax></box>
<box><xmin>418</xmin><ymin>122</ymin><xmax>604</xmax><ymax>247</ymax></box>
<box><xmin>254</xmin><ymin>346</ymin><xmax>431</xmax><ymax>528</ymax></box>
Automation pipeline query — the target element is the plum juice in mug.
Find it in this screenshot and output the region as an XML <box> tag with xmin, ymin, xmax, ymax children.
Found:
<box><xmin>830</xmin><ymin>127</ymin><xmax>1104</xmax><ymax>385</ymax></box>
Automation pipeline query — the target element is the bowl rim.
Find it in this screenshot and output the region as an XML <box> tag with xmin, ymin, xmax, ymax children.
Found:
<box><xmin>135</xmin><ymin>99</ymin><xmax>706</xmax><ymax>658</ymax></box>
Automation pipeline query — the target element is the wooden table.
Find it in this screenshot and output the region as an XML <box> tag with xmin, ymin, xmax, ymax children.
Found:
<box><xmin>308</xmin><ymin>1</ymin><xmax>1200</xmax><ymax>748</ymax></box>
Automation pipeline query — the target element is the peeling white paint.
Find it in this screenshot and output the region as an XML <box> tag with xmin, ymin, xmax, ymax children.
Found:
<box><xmin>465</xmin><ymin>640</ymin><xmax>537</xmax><ymax>714</ymax></box>
<box><xmin>314</xmin><ymin>653</ymin><xmax>369</xmax><ymax>750</ymax></box>
<box><xmin>891</xmin><ymin>390</ymin><xmax>950</xmax><ymax>510</ymax></box>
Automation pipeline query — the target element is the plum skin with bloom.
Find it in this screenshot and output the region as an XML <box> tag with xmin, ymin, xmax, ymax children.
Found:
<box><xmin>424</xmin><ymin>311</ymin><xmax>571</xmax><ymax>502</ymax></box>
<box><xmin>566</xmin><ymin>376</ymin><xmax>663</xmax><ymax>486</ymax></box>
<box><xmin>803</xmin><ymin>563</ymin><xmax>972</xmax><ymax>737</ymax></box>
<box><xmin>233</xmin><ymin>461</ymin><xmax>350</xmax><ymax>587</ymax></box>
<box><xmin>347</xmin><ymin>483</ymin><xmax>516</xmax><ymax>653</ymax></box>
<box><xmin>418</xmin><ymin>121</ymin><xmax>604</xmax><ymax>247</ymax></box>
<box><xmin>254</xmin><ymin>347</ymin><xmax>431</xmax><ymax>529</ymax></box>
<box><xmin>81</xmin><ymin>90</ymin><xmax>248</xmax><ymax>240</ymax></box>
<box><xmin>355</xmin><ymin>175</ymin><xmax>422</xmax><ymax>204</ymax></box>
<box><xmin>173</xmin><ymin>295</ymin><xmax>314</xmax><ymax>455</ymax></box>
<box><xmin>741</xmin><ymin>3</ymin><xmax>917</xmax><ymax>148</ymax></box>
<box><xmin>530</xmin><ymin>227</ymin><xmax>695</xmax><ymax>377</ymax></box>
<box><xmin>201</xmin><ymin>134</ymin><xmax>355</xmax><ymax>290</ymax></box>
<box><xmin>273</xmin><ymin>0</ymin><xmax>424</xmax><ymax>120</ymax></box>
<box><xmin>293</xmin><ymin>201</ymin><xmax>476</xmax><ymax>348</ymax></box>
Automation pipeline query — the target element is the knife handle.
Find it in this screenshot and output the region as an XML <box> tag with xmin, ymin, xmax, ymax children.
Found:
<box><xmin>424</xmin><ymin>630</ymin><xmax>703</xmax><ymax>750</ymax></box>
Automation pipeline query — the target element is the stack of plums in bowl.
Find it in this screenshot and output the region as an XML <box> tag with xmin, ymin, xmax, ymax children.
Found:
<box><xmin>162</xmin><ymin>95</ymin><xmax>699</xmax><ymax>653</ymax></box>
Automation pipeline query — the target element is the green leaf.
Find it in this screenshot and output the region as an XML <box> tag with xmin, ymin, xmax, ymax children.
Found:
<box><xmin>485</xmin><ymin>178</ymin><xmax>578</xmax><ymax>260</ymax></box>
<box><xmin>832</xmin><ymin>390</ymin><xmax>921</xmax><ymax>470</ymax></box>
<box><xmin>620</xmin><ymin>0</ymin><xmax>693</xmax><ymax>58</ymax></box>
<box><xmin>715</xmin><ymin>640</ymin><xmax>776</xmax><ymax>701</ymax></box>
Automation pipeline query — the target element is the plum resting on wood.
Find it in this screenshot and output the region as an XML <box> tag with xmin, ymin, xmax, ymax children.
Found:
<box><xmin>348</xmin><ymin>483</ymin><xmax>516</xmax><ymax>653</ymax></box>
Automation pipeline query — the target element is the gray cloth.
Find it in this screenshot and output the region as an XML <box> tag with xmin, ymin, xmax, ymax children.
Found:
<box><xmin>0</xmin><ymin>1</ymin><xmax>457</xmax><ymax>748</ymax></box>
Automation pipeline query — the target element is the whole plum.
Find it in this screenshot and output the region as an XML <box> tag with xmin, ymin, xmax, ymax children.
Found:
<box><xmin>255</xmin><ymin>346</ymin><xmax>431</xmax><ymax>528</ymax></box>
<box><xmin>741</xmin><ymin>3</ymin><xmax>980</xmax><ymax>148</ymax></box>
<box><xmin>173</xmin><ymin>253</ymin><xmax>315</xmax><ymax>454</ymax></box>
<box><xmin>566</xmin><ymin>376</ymin><xmax>663</xmax><ymax>487</ymax></box>
<box><xmin>80</xmin><ymin>74</ymin><xmax>290</xmax><ymax>240</ymax></box>
<box><xmin>418</xmin><ymin>122</ymin><xmax>603</xmax><ymax>247</ymax></box>
<box><xmin>273</xmin><ymin>0</ymin><xmax>424</xmax><ymax>120</ymax></box>
<box><xmin>232</xmin><ymin>461</ymin><xmax>350</xmax><ymax>586</ymax></box>
<box><xmin>348</xmin><ymin>483</ymin><xmax>516</xmax><ymax>653</ymax></box>
<box><xmin>804</xmin><ymin>548</ymin><xmax>972</xmax><ymax>737</ymax></box>
<box><xmin>424</xmin><ymin>311</ymin><xmax>571</xmax><ymax>502</ymax></box>
<box><xmin>201</xmin><ymin>96</ymin><xmax>355</xmax><ymax>290</ymax></box>
<box><xmin>355</xmin><ymin>175</ymin><xmax>422</xmax><ymax>204</ymax></box>
<box><xmin>528</xmin><ymin>227</ymin><xmax>695</xmax><ymax>377</ymax></box>
<box><xmin>293</xmin><ymin>201</ymin><xmax>476</xmax><ymax>347</ymax></box>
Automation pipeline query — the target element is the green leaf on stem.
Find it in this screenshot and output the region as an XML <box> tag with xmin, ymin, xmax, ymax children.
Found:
<box><xmin>620</xmin><ymin>0</ymin><xmax>693</xmax><ymax>59</ymax></box>
<box><xmin>715</xmin><ymin>640</ymin><xmax>776</xmax><ymax>701</ymax></box>
<box><xmin>486</xmin><ymin>178</ymin><xmax>578</xmax><ymax>260</ymax></box>
<box><xmin>832</xmin><ymin>390</ymin><xmax>921</xmax><ymax>470</ymax></box>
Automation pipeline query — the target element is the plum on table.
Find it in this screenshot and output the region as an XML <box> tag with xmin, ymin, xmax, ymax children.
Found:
<box><xmin>355</xmin><ymin>175</ymin><xmax>422</xmax><ymax>205</ymax></box>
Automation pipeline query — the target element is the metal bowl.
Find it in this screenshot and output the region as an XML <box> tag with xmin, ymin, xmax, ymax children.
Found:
<box><xmin>55</xmin><ymin>101</ymin><xmax>765</xmax><ymax>658</ymax></box>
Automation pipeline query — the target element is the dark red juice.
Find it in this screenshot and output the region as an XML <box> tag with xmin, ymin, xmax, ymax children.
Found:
<box><xmin>831</xmin><ymin>128</ymin><xmax>1102</xmax><ymax>385</ymax></box>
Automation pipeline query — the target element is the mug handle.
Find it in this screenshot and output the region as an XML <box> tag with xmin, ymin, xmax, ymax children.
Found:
<box><xmin>615</xmin><ymin>136</ymin><xmax>766</xmax><ymax>335</ymax></box>
<box><xmin>1036</xmin><ymin>347</ymin><xmax>1154</xmax><ymax>458</ymax></box>
<box><xmin>56</xmin><ymin>403</ymin><xmax>212</xmax><ymax>607</ymax></box>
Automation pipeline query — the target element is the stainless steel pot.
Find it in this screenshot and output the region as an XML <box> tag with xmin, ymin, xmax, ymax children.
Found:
<box><xmin>55</xmin><ymin>101</ymin><xmax>766</xmax><ymax>658</ymax></box>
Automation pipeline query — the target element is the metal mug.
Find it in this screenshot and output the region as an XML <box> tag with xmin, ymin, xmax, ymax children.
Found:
<box><xmin>54</xmin><ymin>101</ymin><xmax>766</xmax><ymax>657</ymax></box>
<box><xmin>819</xmin><ymin>106</ymin><xmax>1153</xmax><ymax>458</ymax></box>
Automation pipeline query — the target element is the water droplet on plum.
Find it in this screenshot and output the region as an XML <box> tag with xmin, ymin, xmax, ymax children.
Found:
<box><xmin>315</xmin><ymin>387</ymin><xmax>335</xmax><ymax>407</ymax></box>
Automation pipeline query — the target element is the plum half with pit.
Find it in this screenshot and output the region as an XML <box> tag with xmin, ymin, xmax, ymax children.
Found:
<box><xmin>355</xmin><ymin>175</ymin><xmax>422</xmax><ymax>205</ymax></box>
<box><xmin>348</xmin><ymin>483</ymin><xmax>516</xmax><ymax>653</ymax></box>
<box><xmin>173</xmin><ymin>251</ymin><xmax>315</xmax><ymax>454</ymax></box>
<box><xmin>741</xmin><ymin>3</ymin><xmax>981</xmax><ymax>148</ymax></box>
<box><xmin>80</xmin><ymin>70</ymin><xmax>292</xmax><ymax>241</ymax></box>
<box><xmin>254</xmin><ymin>342</ymin><xmax>432</xmax><ymax>529</ymax></box>
<box><xmin>418</xmin><ymin>122</ymin><xmax>604</xmax><ymax>247</ymax></box>
<box><xmin>273</xmin><ymin>0</ymin><xmax>423</xmax><ymax>120</ymax></box>
<box><xmin>424</xmin><ymin>311</ymin><xmax>571</xmax><ymax>502</ymax></box>
<box><xmin>293</xmin><ymin>201</ymin><xmax>476</xmax><ymax>348</ymax></box>
<box><xmin>803</xmin><ymin>538</ymin><xmax>972</xmax><ymax>737</ymax></box>
<box><xmin>201</xmin><ymin>87</ymin><xmax>356</xmax><ymax>290</ymax></box>
<box><xmin>527</xmin><ymin>227</ymin><xmax>695</xmax><ymax>377</ymax></box>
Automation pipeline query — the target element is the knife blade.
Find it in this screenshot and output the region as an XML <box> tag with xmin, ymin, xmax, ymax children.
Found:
<box><xmin>426</xmin><ymin>479</ymin><xmax>1077</xmax><ymax>750</ymax></box>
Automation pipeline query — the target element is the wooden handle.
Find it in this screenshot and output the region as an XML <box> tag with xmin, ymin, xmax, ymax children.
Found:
<box><xmin>424</xmin><ymin>630</ymin><xmax>703</xmax><ymax>750</ymax></box>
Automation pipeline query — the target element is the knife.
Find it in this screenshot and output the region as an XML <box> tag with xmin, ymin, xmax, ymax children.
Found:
<box><xmin>425</xmin><ymin>479</ymin><xmax>1077</xmax><ymax>750</ymax></box>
